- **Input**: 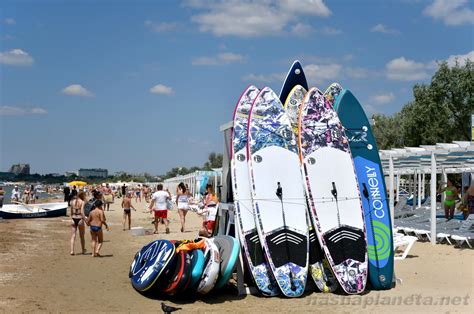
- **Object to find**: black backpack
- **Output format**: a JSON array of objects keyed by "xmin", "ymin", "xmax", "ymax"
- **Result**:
[{"xmin": 84, "ymin": 198, "xmax": 97, "ymax": 217}]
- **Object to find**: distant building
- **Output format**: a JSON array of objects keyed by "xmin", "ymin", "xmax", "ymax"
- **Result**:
[
  {"xmin": 64, "ymin": 171, "xmax": 78, "ymax": 177},
  {"xmin": 78, "ymin": 168, "xmax": 108, "ymax": 178},
  {"xmin": 9, "ymin": 164, "xmax": 30, "ymax": 175}
]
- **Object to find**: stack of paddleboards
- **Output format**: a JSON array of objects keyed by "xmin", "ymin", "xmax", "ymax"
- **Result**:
[
  {"xmin": 231, "ymin": 60, "xmax": 394, "ymax": 297},
  {"xmin": 129, "ymin": 236, "xmax": 240, "ymax": 296}
]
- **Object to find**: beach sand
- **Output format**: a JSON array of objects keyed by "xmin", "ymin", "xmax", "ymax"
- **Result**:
[{"xmin": 0, "ymin": 199, "xmax": 472, "ymax": 313}]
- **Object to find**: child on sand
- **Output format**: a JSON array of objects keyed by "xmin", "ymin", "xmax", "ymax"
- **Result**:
[
  {"xmin": 198, "ymin": 184, "xmax": 218, "ymax": 237},
  {"xmin": 85, "ymin": 200, "xmax": 109, "ymax": 257},
  {"xmin": 121, "ymin": 192, "xmax": 136, "ymax": 231}
]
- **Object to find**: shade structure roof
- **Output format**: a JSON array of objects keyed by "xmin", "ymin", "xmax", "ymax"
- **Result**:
[{"xmin": 379, "ymin": 141, "xmax": 474, "ymax": 175}]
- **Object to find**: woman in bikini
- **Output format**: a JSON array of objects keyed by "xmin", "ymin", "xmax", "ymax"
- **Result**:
[
  {"xmin": 85, "ymin": 200, "xmax": 109, "ymax": 257},
  {"xmin": 176, "ymin": 182, "xmax": 190, "ymax": 232},
  {"xmin": 70, "ymin": 191, "xmax": 87, "ymax": 255},
  {"xmin": 439, "ymin": 179, "xmax": 459, "ymax": 220}
]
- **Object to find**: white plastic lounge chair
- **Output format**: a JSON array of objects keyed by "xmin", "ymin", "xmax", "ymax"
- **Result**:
[
  {"xmin": 393, "ymin": 232, "xmax": 417, "ymax": 260},
  {"xmin": 446, "ymin": 216, "xmax": 474, "ymax": 248}
]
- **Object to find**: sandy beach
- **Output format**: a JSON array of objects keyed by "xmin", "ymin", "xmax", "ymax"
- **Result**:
[{"xmin": 0, "ymin": 199, "xmax": 472, "ymax": 313}]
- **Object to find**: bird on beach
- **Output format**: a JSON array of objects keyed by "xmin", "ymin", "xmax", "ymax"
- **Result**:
[{"xmin": 161, "ymin": 302, "xmax": 181, "ymax": 314}]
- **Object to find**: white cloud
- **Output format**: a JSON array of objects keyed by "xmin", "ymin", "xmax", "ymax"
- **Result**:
[
  {"xmin": 305, "ymin": 63, "xmax": 342, "ymax": 84},
  {"xmin": 386, "ymin": 57, "xmax": 432, "ymax": 81},
  {"xmin": 192, "ymin": 52, "xmax": 245, "ymax": 65},
  {"xmin": 0, "ymin": 106, "xmax": 47, "ymax": 116},
  {"xmin": 370, "ymin": 23, "xmax": 400, "ymax": 34},
  {"xmin": 0, "ymin": 49, "xmax": 34, "ymax": 66},
  {"xmin": 423, "ymin": 0, "xmax": 474, "ymax": 26},
  {"xmin": 242, "ymin": 72, "xmax": 285, "ymax": 83},
  {"xmin": 291, "ymin": 23, "xmax": 315, "ymax": 36},
  {"xmin": 61, "ymin": 84, "xmax": 94, "ymax": 97},
  {"xmin": 346, "ymin": 67, "xmax": 374, "ymax": 79},
  {"xmin": 144, "ymin": 20, "xmax": 179, "ymax": 32},
  {"xmin": 369, "ymin": 92, "xmax": 395, "ymax": 105},
  {"xmin": 319, "ymin": 26, "xmax": 342, "ymax": 35},
  {"xmin": 446, "ymin": 50, "xmax": 474, "ymax": 66},
  {"xmin": 3, "ymin": 18, "xmax": 16, "ymax": 25},
  {"xmin": 149, "ymin": 84, "xmax": 174, "ymax": 95},
  {"xmin": 188, "ymin": 0, "xmax": 331, "ymax": 37}
]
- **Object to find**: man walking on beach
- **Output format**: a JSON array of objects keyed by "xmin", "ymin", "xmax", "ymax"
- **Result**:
[
  {"xmin": 149, "ymin": 184, "xmax": 171, "ymax": 234},
  {"xmin": 103, "ymin": 183, "xmax": 114, "ymax": 211},
  {"xmin": 121, "ymin": 192, "xmax": 136, "ymax": 230}
]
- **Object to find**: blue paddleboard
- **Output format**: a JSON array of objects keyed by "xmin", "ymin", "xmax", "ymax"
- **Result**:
[
  {"xmin": 129, "ymin": 240, "xmax": 176, "ymax": 292},
  {"xmin": 188, "ymin": 249, "xmax": 205, "ymax": 289},
  {"xmin": 335, "ymin": 90, "xmax": 394, "ymax": 290},
  {"xmin": 279, "ymin": 60, "xmax": 308, "ymax": 104}
]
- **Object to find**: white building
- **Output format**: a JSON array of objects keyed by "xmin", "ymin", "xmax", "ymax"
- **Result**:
[{"xmin": 78, "ymin": 168, "xmax": 108, "ymax": 178}]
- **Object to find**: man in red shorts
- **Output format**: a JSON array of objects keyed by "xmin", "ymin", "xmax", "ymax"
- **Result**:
[{"xmin": 148, "ymin": 184, "xmax": 171, "ymax": 234}]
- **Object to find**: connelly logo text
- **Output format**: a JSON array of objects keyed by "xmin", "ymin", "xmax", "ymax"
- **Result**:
[{"xmin": 365, "ymin": 166, "xmax": 385, "ymax": 219}]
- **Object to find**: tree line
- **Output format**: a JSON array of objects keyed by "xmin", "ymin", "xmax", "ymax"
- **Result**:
[{"xmin": 372, "ymin": 60, "xmax": 473, "ymax": 149}]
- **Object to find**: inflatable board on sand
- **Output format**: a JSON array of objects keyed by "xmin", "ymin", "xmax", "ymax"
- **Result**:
[
  {"xmin": 335, "ymin": 90, "xmax": 394, "ymax": 290},
  {"xmin": 231, "ymin": 85, "xmax": 279, "ymax": 296},
  {"xmin": 248, "ymin": 87, "xmax": 309, "ymax": 297},
  {"xmin": 214, "ymin": 235, "xmax": 240, "ymax": 289},
  {"xmin": 129, "ymin": 240, "xmax": 175, "ymax": 292},
  {"xmin": 197, "ymin": 238, "xmax": 220, "ymax": 294},
  {"xmin": 299, "ymin": 87, "xmax": 368, "ymax": 294}
]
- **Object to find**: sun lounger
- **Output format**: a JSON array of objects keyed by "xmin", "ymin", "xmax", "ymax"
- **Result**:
[{"xmin": 393, "ymin": 232, "xmax": 417, "ymax": 260}]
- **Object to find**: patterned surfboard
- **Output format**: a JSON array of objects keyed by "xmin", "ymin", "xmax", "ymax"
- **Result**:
[
  {"xmin": 279, "ymin": 60, "xmax": 308, "ymax": 104},
  {"xmin": 335, "ymin": 90, "xmax": 394, "ymax": 290},
  {"xmin": 231, "ymin": 85, "xmax": 279, "ymax": 296},
  {"xmin": 299, "ymin": 87, "xmax": 368, "ymax": 294},
  {"xmin": 248, "ymin": 87, "xmax": 309, "ymax": 297},
  {"xmin": 323, "ymin": 82, "xmax": 343, "ymax": 110},
  {"xmin": 284, "ymin": 85, "xmax": 338, "ymax": 293}
]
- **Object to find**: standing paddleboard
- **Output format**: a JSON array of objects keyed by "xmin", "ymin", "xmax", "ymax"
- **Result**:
[
  {"xmin": 129, "ymin": 240, "xmax": 175, "ymax": 292},
  {"xmin": 323, "ymin": 83, "xmax": 343, "ymax": 110},
  {"xmin": 335, "ymin": 90, "xmax": 394, "ymax": 290},
  {"xmin": 231, "ymin": 85, "xmax": 279, "ymax": 296},
  {"xmin": 284, "ymin": 84, "xmax": 337, "ymax": 293},
  {"xmin": 299, "ymin": 87, "xmax": 367, "ymax": 294},
  {"xmin": 279, "ymin": 60, "xmax": 308, "ymax": 104},
  {"xmin": 248, "ymin": 87, "xmax": 309, "ymax": 298}
]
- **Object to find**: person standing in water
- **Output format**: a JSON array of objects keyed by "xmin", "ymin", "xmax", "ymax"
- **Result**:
[
  {"xmin": 149, "ymin": 184, "xmax": 171, "ymax": 234},
  {"xmin": 121, "ymin": 192, "xmax": 136, "ymax": 230},
  {"xmin": 70, "ymin": 191, "xmax": 87, "ymax": 255},
  {"xmin": 439, "ymin": 179, "xmax": 459, "ymax": 220},
  {"xmin": 176, "ymin": 182, "xmax": 190, "ymax": 232},
  {"xmin": 85, "ymin": 200, "xmax": 109, "ymax": 257}
]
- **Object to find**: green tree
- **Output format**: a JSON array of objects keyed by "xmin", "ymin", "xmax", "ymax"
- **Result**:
[
  {"xmin": 203, "ymin": 152, "xmax": 223, "ymax": 170},
  {"xmin": 373, "ymin": 60, "xmax": 473, "ymax": 148}
]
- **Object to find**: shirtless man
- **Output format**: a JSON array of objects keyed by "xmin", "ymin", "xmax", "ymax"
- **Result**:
[
  {"xmin": 103, "ymin": 183, "xmax": 114, "ymax": 211},
  {"xmin": 0, "ymin": 186, "xmax": 5, "ymax": 208},
  {"xmin": 121, "ymin": 192, "xmax": 136, "ymax": 230},
  {"xmin": 85, "ymin": 200, "xmax": 109, "ymax": 257}
]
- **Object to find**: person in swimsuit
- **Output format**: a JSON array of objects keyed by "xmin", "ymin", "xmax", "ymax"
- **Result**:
[
  {"xmin": 103, "ymin": 183, "xmax": 114, "ymax": 211},
  {"xmin": 22, "ymin": 186, "xmax": 30, "ymax": 204},
  {"xmin": 198, "ymin": 184, "xmax": 218, "ymax": 237},
  {"xmin": 85, "ymin": 200, "xmax": 109, "ymax": 257},
  {"xmin": 70, "ymin": 191, "xmax": 87, "ymax": 255},
  {"xmin": 0, "ymin": 186, "xmax": 4, "ymax": 208},
  {"xmin": 463, "ymin": 184, "xmax": 474, "ymax": 219},
  {"xmin": 121, "ymin": 192, "xmax": 136, "ymax": 230},
  {"xmin": 439, "ymin": 179, "xmax": 459, "ymax": 220},
  {"xmin": 136, "ymin": 185, "xmax": 142, "ymax": 203},
  {"xmin": 176, "ymin": 182, "xmax": 190, "ymax": 232}
]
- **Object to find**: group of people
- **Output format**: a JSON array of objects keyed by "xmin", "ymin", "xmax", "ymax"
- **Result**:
[
  {"xmin": 69, "ymin": 190, "xmax": 109, "ymax": 257},
  {"xmin": 8, "ymin": 185, "xmax": 38, "ymax": 204},
  {"xmin": 439, "ymin": 179, "xmax": 474, "ymax": 220}
]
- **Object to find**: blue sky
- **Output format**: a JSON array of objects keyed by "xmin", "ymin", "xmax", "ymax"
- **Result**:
[{"xmin": 1, "ymin": 0, "xmax": 473, "ymax": 175}]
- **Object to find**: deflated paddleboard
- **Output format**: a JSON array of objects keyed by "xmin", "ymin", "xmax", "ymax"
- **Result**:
[
  {"xmin": 129, "ymin": 240, "xmax": 175, "ymax": 292},
  {"xmin": 279, "ymin": 60, "xmax": 308, "ymax": 104},
  {"xmin": 299, "ymin": 87, "xmax": 367, "ymax": 294},
  {"xmin": 213, "ymin": 235, "xmax": 240, "ymax": 289},
  {"xmin": 248, "ymin": 87, "xmax": 309, "ymax": 297},
  {"xmin": 197, "ymin": 238, "xmax": 220, "ymax": 294},
  {"xmin": 231, "ymin": 85, "xmax": 279, "ymax": 296},
  {"xmin": 188, "ymin": 249, "xmax": 205, "ymax": 289},
  {"xmin": 335, "ymin": 90, "xmax": 394, "ymax": 290}
]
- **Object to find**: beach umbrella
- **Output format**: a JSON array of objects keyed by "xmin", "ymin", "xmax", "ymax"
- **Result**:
[{"xmin": 68, "ymin": 181, "xmax": 87, "ymax": 187}]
